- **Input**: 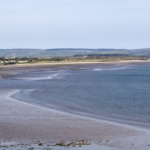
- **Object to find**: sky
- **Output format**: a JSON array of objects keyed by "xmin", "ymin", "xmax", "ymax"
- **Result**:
[{"xmin": 0, "ymin": 0, "xmax": 150, "ymax": 49}]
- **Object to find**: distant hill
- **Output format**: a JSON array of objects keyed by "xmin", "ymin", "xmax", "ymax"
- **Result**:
[{"xmin": 0, "ymin": 48, "xmax": 150, "ymax": 57}]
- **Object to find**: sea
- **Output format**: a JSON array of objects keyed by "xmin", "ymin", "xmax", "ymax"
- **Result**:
[{"xmin": 1, "ymin": 62, "xmax": 150, "ymax": 128}]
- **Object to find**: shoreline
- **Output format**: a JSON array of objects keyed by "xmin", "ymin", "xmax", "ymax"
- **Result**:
[
  {"xmin": 0, "ymin": 59, "xmax": 150, "ymax": 77},
  {"xmin": 0, "ymin": 90, "xmax": 150, "ymax": 149},
  {"xmin": 8, "ymin": 90, "xmax": 150, "ymax": 133},
  {"xmin": 1, "ymin": 60, "xmax": 150, "ymax": 131},
  {"xmin": 10, "ymin": 89, "xmax": 150, "ymax": 132},
  {"xmin": 0, "ymin": 59, "xmax": 150, "ymax": 69}
]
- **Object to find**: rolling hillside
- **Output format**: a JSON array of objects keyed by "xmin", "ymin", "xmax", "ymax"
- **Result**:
[{"xmin": 0, "ymin": 48, "xmax": 150, "ymax": 58}]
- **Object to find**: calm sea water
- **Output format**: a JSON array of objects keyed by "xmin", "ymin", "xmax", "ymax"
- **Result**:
[{"xmin": 1, "ymin": 63, "xmax": 150, "ymax": 128}]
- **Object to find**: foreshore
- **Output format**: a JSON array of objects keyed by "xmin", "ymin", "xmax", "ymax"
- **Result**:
[
  {"xmin": 0, "ymin": 60, "xmax": 150, "ymax": 149},
  {"xmin": 0, "ymin": 90, "xmax": 150, "ymax": 150},
  {"xmin": 0, "ymin": 59, "xmax": 150, "ymax": 76}
]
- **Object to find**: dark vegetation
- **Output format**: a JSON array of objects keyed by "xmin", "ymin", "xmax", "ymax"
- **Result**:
[
  {"xmin": 1, "ymin": 56, "xmax": 149, "ymax": 65},
  {"xmin": 0, "ymin": 48, "xmax": 150, "ymax": 58},
  {"xmin": 0, "ymin": 48, "xmax": 150, "ymax": 65}
]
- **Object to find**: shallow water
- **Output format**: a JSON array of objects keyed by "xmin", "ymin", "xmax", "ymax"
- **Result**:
[{"xmin": 1, "ymin": 63, "xmax": 150, "ymax": 128}]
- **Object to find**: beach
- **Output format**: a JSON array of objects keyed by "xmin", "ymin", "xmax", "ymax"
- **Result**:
[
  {"xmin": 1, "ymin": 59, "xmax": 150, "ymax": 68},
  {"xmin": 0, "ymin": 61, "xmax": 150, "ymax": 149}
]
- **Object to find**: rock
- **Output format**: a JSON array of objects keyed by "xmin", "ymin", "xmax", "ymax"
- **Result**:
[
  {"xmin": 67, "ymin": 142, "xmax": 72, "ymax": 146},
  {"xmin": 81, "ymin": 140, "xmax": 84, "ymax": 145},
  {"xmin": 38, "ymin": 143, "xmax": 43, "ymax": 146},
  {"xmin": 55, "ymin": 142, "xmax": 66, "ymax": 146},
  {"xmin": 72, "ymin": 143, "xmax": 75, "ymax": 147}
]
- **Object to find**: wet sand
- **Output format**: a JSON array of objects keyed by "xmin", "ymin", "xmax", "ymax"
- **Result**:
[
  {"xmin": 0, "ymin": 89, "xmax": 150, "ymax": 149},
  {"xmin": 0, "ymin": 60, "xmax": 150, "ymax": 78}
]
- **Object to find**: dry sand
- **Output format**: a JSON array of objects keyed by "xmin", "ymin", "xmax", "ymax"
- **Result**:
[
  {"xmin": 0, "ymin": 60, "xmax": 150, "ymax": 149},
  {"xmin": 0, "ymin": 59, "xmax": 150, "ymax": 69}
]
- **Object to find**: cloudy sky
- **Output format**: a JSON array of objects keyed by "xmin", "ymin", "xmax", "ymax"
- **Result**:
[{"xmin": 0, "ymin": 0, "xmax": 150, "ymax": 49}]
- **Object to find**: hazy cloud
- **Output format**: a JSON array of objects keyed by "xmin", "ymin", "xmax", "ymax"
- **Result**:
[{"xmin": 0, "ymin": 0, "xmax": 150, "ymax": 49}]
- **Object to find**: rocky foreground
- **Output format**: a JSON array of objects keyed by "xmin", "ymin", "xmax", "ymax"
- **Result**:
[{"xmin": 0, "ymin": 140, "xmax": 103, "ymax": 150}]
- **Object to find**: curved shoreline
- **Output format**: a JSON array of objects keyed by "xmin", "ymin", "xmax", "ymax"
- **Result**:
[
  {"xmin": 1, "ymin": 61, "xmax": 150, "ymax": 132},
  {"xmin": 1, "ymin": 61, "xmax": 150, "ymax": 149},
  {"xmin": 9, "ymin": 89, "xmax": 150, "ymax": 134},
  {"xmin": 0, "ymin": 90, "xmax": 150, "ymax": 149}
]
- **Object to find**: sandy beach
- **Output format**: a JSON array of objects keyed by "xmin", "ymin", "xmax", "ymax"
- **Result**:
[
  {"xmin": 1, "ymin": 59, "xmax": 150, "ymax": 68},
  {"xmin": 0, "ymin": 90, "xmax": 150, "ymax": 150},
  {"xmin": 0, "ymin": 61, "xmax": 150, "ymax": 149},
  {"xmin": 0, "ymin": 60, "xmax": 150, "ymax": 76}
]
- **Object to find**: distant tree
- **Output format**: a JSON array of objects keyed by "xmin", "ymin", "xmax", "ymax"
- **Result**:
[{"xmin": 50, "ymin": 57, "xmax": 62, "ymax": 61}]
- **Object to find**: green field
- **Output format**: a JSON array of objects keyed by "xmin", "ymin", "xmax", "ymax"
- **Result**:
[{"xmin": 0, "ymin": 48, "xmax": 150, "ymax": 58}]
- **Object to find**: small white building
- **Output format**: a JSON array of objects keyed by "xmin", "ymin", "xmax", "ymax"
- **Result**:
[
  {"xmin": 18, "ymin": 60, "xmax": 28, "ymax": 63},
  {"xmin": 9, "ymin": 60, "xmax": 16, "ymax": 63}
]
